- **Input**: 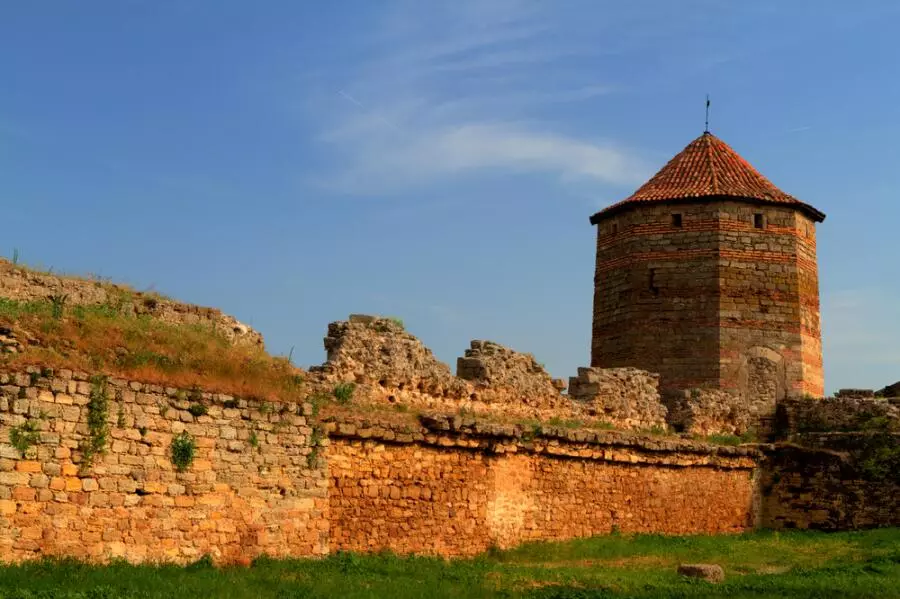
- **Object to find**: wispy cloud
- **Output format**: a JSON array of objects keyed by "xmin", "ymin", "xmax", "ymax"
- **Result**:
[{"xmin": 306, "ymin": 0, "xmax": 646, "ymax": 195}]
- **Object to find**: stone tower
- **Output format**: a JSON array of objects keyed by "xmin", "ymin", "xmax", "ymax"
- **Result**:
[{"xmin": 589, "ymin": 131, "xmax": 825, "ymax": 400}]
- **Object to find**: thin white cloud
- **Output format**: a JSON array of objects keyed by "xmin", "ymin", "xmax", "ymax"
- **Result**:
[
  {"xmin": 318, "ymin": 121, "xmax": 645, "ymax": 194},
  {"xmin": 307, "ymin": 0, "xmax": 644, "ymax": 195}
]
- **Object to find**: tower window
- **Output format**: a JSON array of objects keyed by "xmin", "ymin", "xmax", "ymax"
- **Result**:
[
  {"xmin": 671, "ymin": 213, "xmax": 683, "ymax": 228},
  {"xmin": 754, "ymin": 213, "xmax": 764, "ymax": 229},
  {"xmin": 648, "ymin": 268, "xmax": 659, "ymax": 296},
  {"xmin": 610, "ymin": 222, "xmax": 618, "ymax": 234}
]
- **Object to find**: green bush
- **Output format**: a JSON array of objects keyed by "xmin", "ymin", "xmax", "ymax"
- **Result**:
[
  {"xmin": 9, "ymin": 420, "xmax": 40, "ymax": 457},
  {"xmin": 170, "ymin": 432, "xmax": 196, "ymax": 472},
  {"xmin": 187, "ymin": 403, "xmax": 208, "ymax": 418}
]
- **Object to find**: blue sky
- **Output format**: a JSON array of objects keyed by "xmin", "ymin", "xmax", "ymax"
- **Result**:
[{"xmin": 2, "ymin": 1, "xmax": 898, "ymax": 393}]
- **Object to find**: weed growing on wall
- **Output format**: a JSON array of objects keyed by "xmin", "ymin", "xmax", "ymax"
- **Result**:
[
  {"xmin": 333, "ymin": 383, "xmax": 355, "ymax": 405},
  {"xmin": 858, "ymin": 428, "xmax": 900, "ymax": 483},
  {"xmin": 81, "ymin": 375, "xmax": 110, "ymax": 469},
  {"xmin": 306, "ymin": 426, "xmax": 324, "ymax": 468},
  {"xmin": 9, "ymin": 420, "xmax": 40, "ymax": 457},
  {"xmin": 248, "ymin": 430, "xmax": 259, "ymax": 450},
  {"xmin": 170, "ymin": 432, "xmax": 196, "ymax": 472},
  {"xmin": 187, "ymin": 403, "xmax": 208, "ymax": 418}
]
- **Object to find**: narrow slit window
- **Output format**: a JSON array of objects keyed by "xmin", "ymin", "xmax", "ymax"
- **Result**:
[
  {"xmin": 648, "ymin": 268, "xmax": 658, "ymax": 295},
  {"xmin": 611, "ymin": 222, "xmax": 618, "ymax": 234},
  {"xmin": 754, "ymin": 213, "xmax": 764, "ymax": 229},
  {"xmin": 672, "ymin": 213, "xmax": 683, "ymax": 228}
]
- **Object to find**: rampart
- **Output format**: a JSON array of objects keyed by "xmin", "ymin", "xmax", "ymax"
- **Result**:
[
  {"xmin": 0, "ymin": 368, "xmax": 325, "ymax": 563},
  {"xmin": 0, "ymin": 296, "xmax": 898, "ymax": 564},
  {"xmin": 1, "ymin": 364, "xmax": 762, "ymax": 563},
  {"xmin": 326, "ymin": 415, "xmax": 758, "ymax": 556}
]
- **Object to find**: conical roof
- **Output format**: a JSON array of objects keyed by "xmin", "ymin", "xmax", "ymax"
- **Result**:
[{"xmin": 590, "ymin": 132, "xmax": 825, "ymax": 223}]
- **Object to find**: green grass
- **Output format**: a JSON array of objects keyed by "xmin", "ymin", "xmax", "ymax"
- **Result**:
[{"xmin": 0, "ymin": 529, "xmax": 897, "ymax": 598}]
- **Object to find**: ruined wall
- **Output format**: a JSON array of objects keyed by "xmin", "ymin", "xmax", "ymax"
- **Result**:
[
  {"xmin": 774, "ymin": 396, "xmax": 900, "ymax": 437},
  {"xmin": 314, "ymin": 316, "xmax": 654, "ymax": 427},
  {"xmin": 0, "ymin": 259, "xmax": 263, "ymax": 348},
  {"xmin": 327, "ymin": 417, "xmax": 758, "ymax": 556},
  {"xmin": 568, "ymin": 367, "xmax": 666, "ymax": 430},
  {"xmin": 761, "ymin": 434, "xmax": 900, "ymax": 531},
  {"xmin": 664, "ymin": 388, "xmax": 777, "ymax": 437},
  {"xmin": 590, "ymin": 201, "xmax": 823, "ymax": 398},
  {"xmin": 761, "ymin": 396, "xmax": 899, "ymax": 531},
  {"xmin": 0, "ymin": 368, "xmax": 326, "ymax": 563},
  {"xmin": 457, "ymin": 340, "xmax": 567, "ymax": 410}
]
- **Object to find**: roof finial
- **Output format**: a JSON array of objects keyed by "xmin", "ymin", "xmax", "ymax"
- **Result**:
[{"xmin": 704, "ymin": 94, "xmax": 710, "ymax": 133}]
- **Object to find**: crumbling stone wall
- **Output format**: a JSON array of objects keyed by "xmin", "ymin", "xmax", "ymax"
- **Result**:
[
  {"xmin": 0, "ymin": 259, "xmax": 262, "ymax": 347},
  {"xmin": 0, "ymin": 368, "xmax": 326, "ymax": 563},
  {"xmin": 774, "ymin": 396, "xmax": 900, "ymax": 437},
  {"xmin": 664, "ymin": 388, "xmax": 774, "ymax": 437},
  {"xmin": 314, "ymin": 316, "xmax": 678, "ymax": 429},
  {"xmin": 457, "ymin": 340, "xmax": 567, "ymax": 411},
  {"xmin": 327, "ymin": 416, "xmax": 758, "ymax": 555},
  {"xmin": 761, "ymin": 434, "xmax": 900, "ymax": 530},
  {"xmin": 761, "ymin": 396, "xmax": 900, "ymax": 531},
  {"xmin": 567, "ymin": 367, "xmax": 666, "ymax": 430},
  {"xmin": 313, "ymin": 315, "xmax": 467, "ymax": 398}
]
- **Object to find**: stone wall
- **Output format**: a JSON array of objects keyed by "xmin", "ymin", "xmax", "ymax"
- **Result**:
[
  {"xmin": 591, "ymin": 201, "xmax": 823, "ymax": 398},
  {"xmin": 664, "ymin": 388, "xmax": 776, "ymax": 437},
  {"xmin": 761, "ymin": 396, "xmax": 900, "ymax": 531},
  {"xmin": 0, "ymin": 368, "xmax": 325, "ymax": 563},
  {"xmin": 568, "ymin": 367, "xmax": 666, "ymax": 430},
  {"xmin": 327, "ymin": 416, "xmax": 758, "ymax": 556},
  {"xmin": 457, "ymin": 340, "xmax": 567, "ymax": 410},
  {"xmin": 8, "ymin": 357, "xmax": 895, "ymax": 563},
  {"xmin": 760, "ymin": 434, "xmax": 900, "ymax": 530},
  {"xmin": 0, "ymin": 259, "xmax": 262, "ymax": 348},
  {"xmin": 313, "ymin": 316, "xmax": 662, "ymax": 427},
  {"xmin": 313, "ymin": 315, "xmax": 467, "ymax": 398},
  {"xmin": 774, "ymin": 396, "xmax": 900, "ymax": 437}
]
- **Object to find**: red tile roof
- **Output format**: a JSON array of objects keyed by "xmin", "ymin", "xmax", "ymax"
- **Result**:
[{"xmin": 590, "ymin": 132, "xmax": 825, "ymax": 223}]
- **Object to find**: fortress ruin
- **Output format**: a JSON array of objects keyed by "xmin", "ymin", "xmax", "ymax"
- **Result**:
[{"xmin": 0, "ymin": 132, "xmax": 897, "ymax": 564}]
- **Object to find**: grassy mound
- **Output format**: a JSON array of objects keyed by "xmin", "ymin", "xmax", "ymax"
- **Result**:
[{"xmin": 0, "ymin": 297, "xmax": 303, "ymax": 400}]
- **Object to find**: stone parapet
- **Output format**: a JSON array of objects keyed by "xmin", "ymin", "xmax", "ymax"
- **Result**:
[{"xmin": 568, "ymin": 367, "xmax": 667, "ymax": 430}]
